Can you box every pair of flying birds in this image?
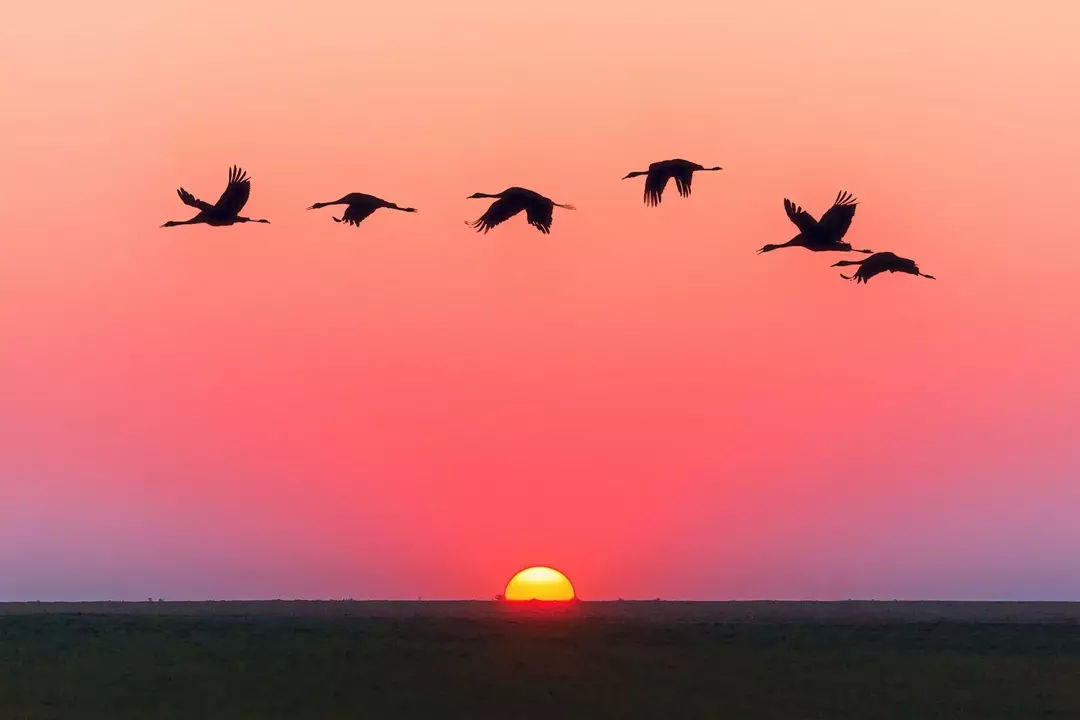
[161,160,935,285]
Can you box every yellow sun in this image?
[503,566,576,602]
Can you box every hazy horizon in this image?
[3,1,1079,602]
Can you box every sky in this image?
[2,0,1079,601]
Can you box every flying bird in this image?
[307,193,417,226]
[466,187,575,234]
[161,166,270,228]
[758,191,871,254]
[832,252,936,284]
[622,159,723,206]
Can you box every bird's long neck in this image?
[759,237,799,253]
[311,198,349,209]
[161,218,200,227]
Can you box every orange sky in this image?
[2,1,1080,600]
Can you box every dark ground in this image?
[2,601,1079,719]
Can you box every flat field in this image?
[2,601,1078,718]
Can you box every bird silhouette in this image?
[832,252,936,284]
[161,166,270,228]
[622,159,723,206]
[758,191,871,254]
[307,193,417,226]
[466,187,575,234]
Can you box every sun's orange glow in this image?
[503,567,576,602]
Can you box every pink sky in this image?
[2,1,1079,600]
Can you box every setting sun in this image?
[503,566,576,602]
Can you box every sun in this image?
[503,566,576,602]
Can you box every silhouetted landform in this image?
[833,251,937,284]
[3,600,1079,623]
[622,159,723,206]
[161,166,270,228]
[307,193,417,227]
[465,187,575,234]
[3,601,1078,718]
[759,191,870,255]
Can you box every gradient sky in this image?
[2,1,1079,601]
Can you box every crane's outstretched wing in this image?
[817,191,857,240]
[847,253,891,282]
[467,197,524,233]
[783,199,818,234]
[674,167,695,198]
[525,200,555,234]
[335,203,379,227]
[212,165,252,217]
[644,170,671,206]
[857,266,885,282]
[177,188,213,212]
[880,253,921,277]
